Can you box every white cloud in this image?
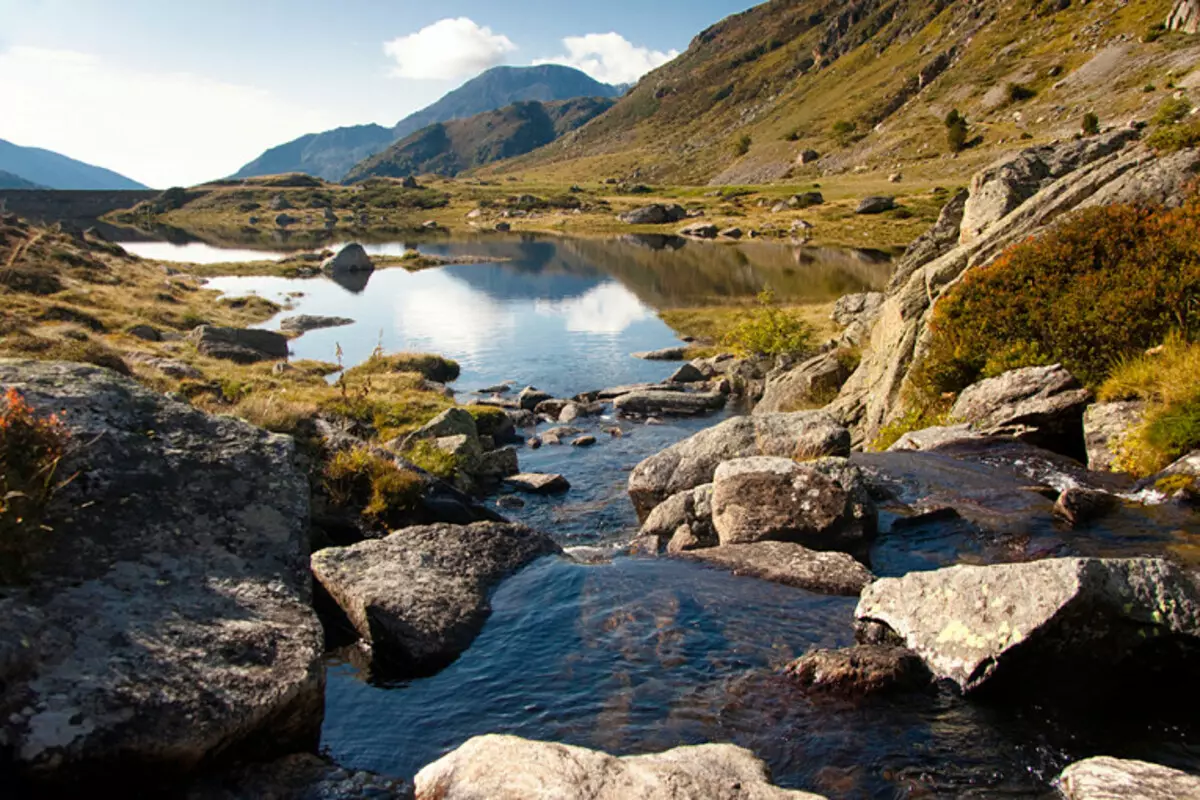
[535,33,678,85]
[0,47,340,188]
[384,18,517,81]
[534,282,651,334]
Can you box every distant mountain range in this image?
[345,97,617,181]
[0,169,45,190]
[0,139,148,190]
[232,65,623,182]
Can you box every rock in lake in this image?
[638,484,717,552]
[0,361,322,790]
[279,314,355,333]
[683,541,872,595]
[632,346,689,361]
[855,196,895,214]
[711,457,876,551]
[784,645,932,695]
[311,522,560,672]
[190,325,289,363]
[1055,756,1200,800]
[505,473,571,494]
[321,243,374,275]
[679,222,719,238]
[614,390,726,416]
[628,411,851,519]
[669,363,707,383]
[855,557,1200,697]
[572,435,597,447]
[413,734,825,800]
[518,386,553,411]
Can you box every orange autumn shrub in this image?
[918,197,1200,398]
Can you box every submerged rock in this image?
[855,557,1200,696]
[311,522,561,672]
[683,541,872,596]
[190,324,289,363]
[1055,756,1200,800]
[711,457,876,551]
[413,734,825,799]
[785,645,932,695]
[628,411,851,520]
[321,243,374,275]
[0,361,322,790]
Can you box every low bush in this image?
[403,439,461,480]
[323,445,423,520]
[722,290,813,358]
[945,110,969,152]
[919,199,1200,399]
[870,406,950,452]
[0,388,71,582]
[1081,112,1100,136]
[345,352,460,383]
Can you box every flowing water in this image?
[125,230,1200,797]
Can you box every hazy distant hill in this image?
[345,97,617,181]
[0,169,46,190]
[232,65,623,182]
[0,139,148,190]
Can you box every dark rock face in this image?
[711,457,876,552]
[949,364,1091,459]
[855,557,1200,697]
[785,645,932,695]
[190,325,290,363]
[683,542,872,596]
[311,522,561,673]
[1055,756,1200,800]
[185,753,412,799]
[628,412,851,520]
[1053,486,1118,527]
[0,360,323,790]
[679,222,718,238]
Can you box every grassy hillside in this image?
[494,0,1196,185]
[345,98,617,181]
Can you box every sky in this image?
[0,0,755,188]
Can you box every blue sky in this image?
[0,0,754,186]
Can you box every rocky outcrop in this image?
[637,484,717,553]
[186,753,411,799]
[855,557,1200,696]
[711,457,876,551]
[618,204,687,225]
[190,325,289,363]
[885,189,968,293]
[831,292,884,329]
[1138,449,1200,503]
[949,364,1092,458]
[311,522,561,672]
[683,542,872,595]
[756,350,853,414]
[279,315,355,333]
[613,389,726,416]
[830,135,1200,448]
[784,645,931,695]
[1084,401,1145,471]
[1056,756,1200,800]
[0,361,322,790]
[1167,0,1200,33]
[321,243,374,275]
[413,734,825,800]
[627,411,851,519]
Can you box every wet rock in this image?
[572,435,597,448]
[1084,401,1146,471]
[279,314,355,333]
[679,222,719,238]
[855,557,1200,696]
[950,364,1092,459]
[311,523,561,672]
[190,325,289,363]
[614,390,726,416]
[413,734,824,800]
[1137,450,1200,502]
[496,495,526,510]
[321,243,374,275]
[639,484,717,551]
[518,386,553,411]
[597,382,686,398]
[756,350,853,414]
[683,541,872,595]
[628,411,851,520]
[632,346,689,361]
[0,361,322,789]
[711,457,876,551]
[1054,486,1118,526]
[618,204,687,225]
[535,398,570,418]
[855,196,895,214]
[505,473,571,494]
[185,753,412,799]
[669,363,707,383]
[784,645,932,694]
[1055,756,1200,799]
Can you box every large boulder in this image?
[711,457,876,551]
[756,350,853,414]
[0,361,322,790]
[1084,400,1145,472]
[321,243,374,275]
[679,222,719,239]
[637,484,717,553]
[1055,756,1200,800]
[784,645,932,695]
[413,734,824,800]
[617,204,687,225]
[949,364,1091,459]
[190,325,289,363]
[628,412,851,520]
[855,196,895,214]
[683,541,872,595]
[613,390,726,416]
[312,523,560,672]
[855,557,1200,696]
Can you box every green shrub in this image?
[403,439,461,480]
[1,388,71,583]
[1151,97,1193,127]
[1081,112,1100,136]
[346,352,460,383]
[1007,83,1037,103]
[920,199,1200,398]
[722,290,813,358]
[1146,120,1200,153]
[945,110,969,152]
[323,445,423,520]
[734,134,753,156]
[832,120,858,146]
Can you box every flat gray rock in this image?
[505,473,571,494]
[633,346,689,361]
[614,390,726,416]
[279,314,355,332]
[682,541,872,596]
[189,325,289,363]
